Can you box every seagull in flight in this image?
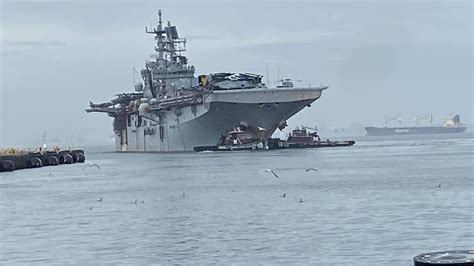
[258,169,279,179]
[82,163,101,170]
[97,197,103,202]
[305,168,318,172]
[298,198,303,203]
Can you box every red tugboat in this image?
[193,127,355,152]
[286,128,355,148]
[194,126,266,152]
[218,127,263,149]
[287,128,320,146]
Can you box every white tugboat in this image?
[86,10,328,152]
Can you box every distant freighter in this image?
[365,114,467,136]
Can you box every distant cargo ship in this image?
[365,114,467,136]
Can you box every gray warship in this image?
[86,11,327,152]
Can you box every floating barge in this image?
[0,149,85,172]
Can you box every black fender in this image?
[47,156,59,166]
[76,153,85,163]
[71,153,78,163]
[27,157,43,168]
[63,153,73,164]
[2,160,16,172]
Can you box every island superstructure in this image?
[86,10,328,152]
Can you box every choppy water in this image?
[1,134,473,264]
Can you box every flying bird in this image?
[82,163,101,170]
[258,169,279,179]
[281,193,286,198]
[436,183,441,188]
[305,168,318,172]
[97,197,103,202]
[298,198,303,203]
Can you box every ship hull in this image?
[115,88,323,152]
[365,126,467,136]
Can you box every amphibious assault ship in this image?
[365,114,467,136]
[86,11,327,152]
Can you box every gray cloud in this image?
[187,35,221,40]
[3,40,67,48]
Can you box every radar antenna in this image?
[145,9,187,63]
[141,10,195,99]
[158,9,162,25]
[301,125,319,131]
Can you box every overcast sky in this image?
[1,0,472,146]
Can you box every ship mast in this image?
[145,10,166,63]
[143,10,193,99]
[145,10,187,65]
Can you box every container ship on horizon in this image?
[365,114,467,136]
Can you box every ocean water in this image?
[1,134,473,264]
